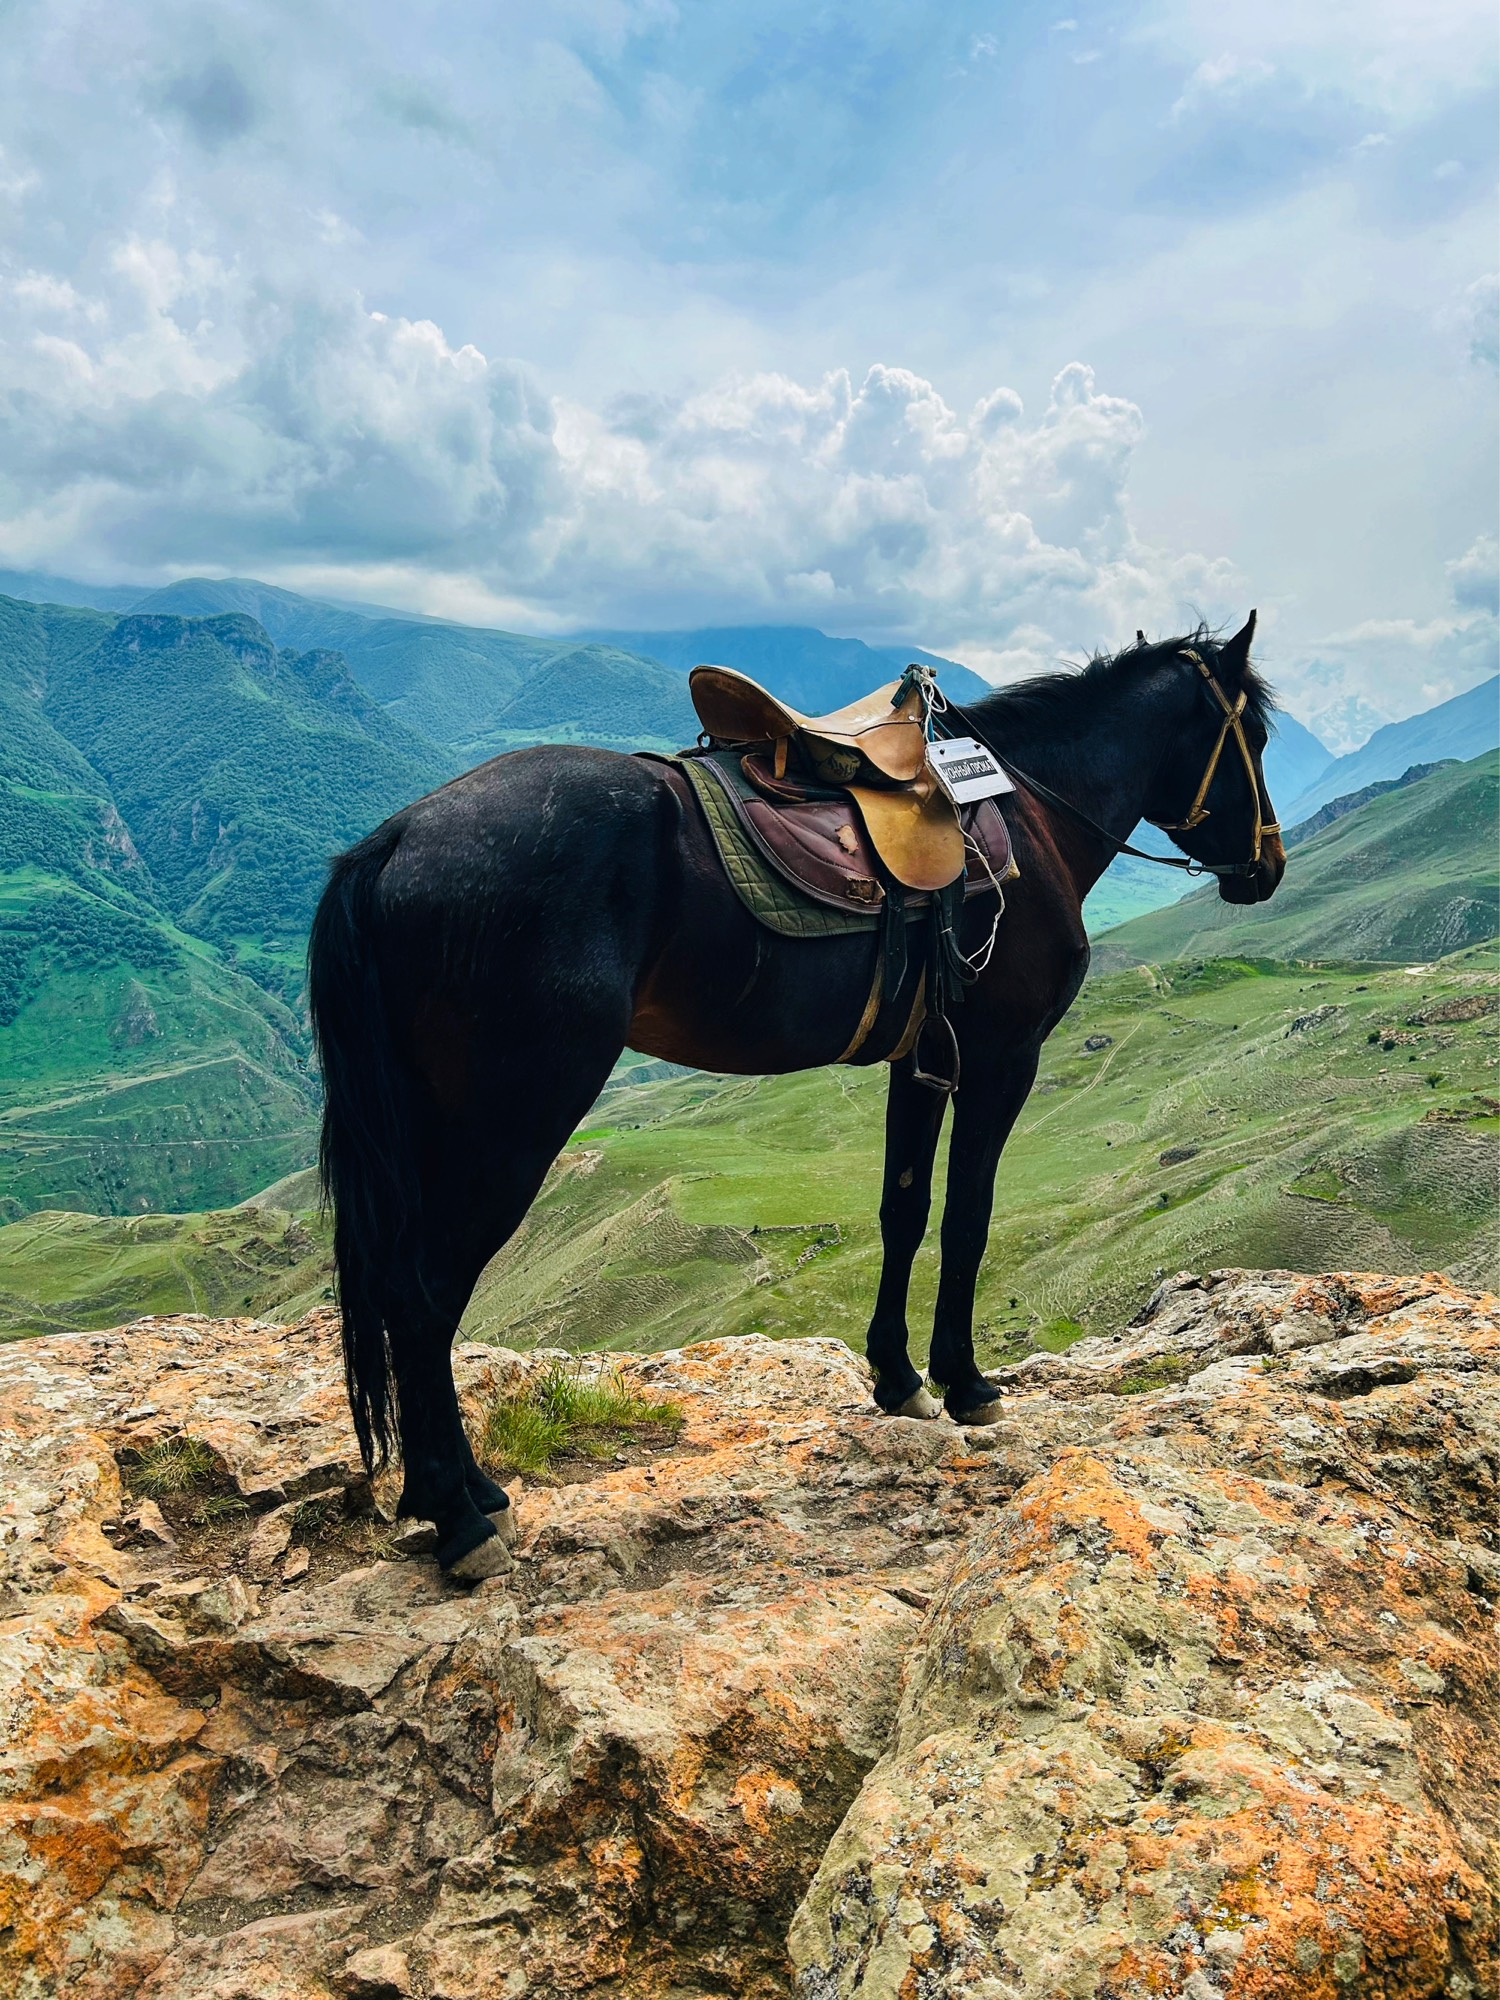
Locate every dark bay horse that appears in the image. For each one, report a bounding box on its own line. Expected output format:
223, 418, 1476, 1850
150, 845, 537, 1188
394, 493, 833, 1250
308, 616, 1285, 1578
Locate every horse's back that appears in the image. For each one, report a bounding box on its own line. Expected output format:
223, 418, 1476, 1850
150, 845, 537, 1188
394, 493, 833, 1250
342, 744, 681, 992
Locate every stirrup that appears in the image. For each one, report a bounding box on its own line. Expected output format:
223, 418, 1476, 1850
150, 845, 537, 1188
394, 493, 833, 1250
911, 1011, 960, 1094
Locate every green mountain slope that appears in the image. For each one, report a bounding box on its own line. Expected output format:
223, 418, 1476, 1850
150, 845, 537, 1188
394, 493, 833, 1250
455, 949, 1498, 1360
0, 608, 319, 1218
1091, 753, 1499, 972
134, 578, 696, 753
39, 610, 450, 994
0, 1199, 331, 1339
1284, 762, 1458, 846
11, 952, 1490, 1353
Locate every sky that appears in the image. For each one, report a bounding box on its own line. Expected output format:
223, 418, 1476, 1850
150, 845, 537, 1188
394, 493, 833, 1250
0, 1, 1495, 746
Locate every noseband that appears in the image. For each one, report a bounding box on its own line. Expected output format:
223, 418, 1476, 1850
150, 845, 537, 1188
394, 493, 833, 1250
942, 649, 1280, 882
1148, 649, 1279, 871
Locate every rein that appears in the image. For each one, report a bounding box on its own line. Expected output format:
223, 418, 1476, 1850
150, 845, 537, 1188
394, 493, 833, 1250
939, 649, 1280, 883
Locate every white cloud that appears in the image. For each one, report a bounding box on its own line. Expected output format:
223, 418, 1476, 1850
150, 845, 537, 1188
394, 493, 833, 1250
0, 242, 1248, 668
1140, 0, 1497, 116
1448, 533, 1499, 615
1169, 52, 1275, 119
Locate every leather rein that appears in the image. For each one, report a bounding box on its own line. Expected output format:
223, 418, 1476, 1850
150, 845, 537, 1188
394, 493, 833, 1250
941, 649, 1280, 882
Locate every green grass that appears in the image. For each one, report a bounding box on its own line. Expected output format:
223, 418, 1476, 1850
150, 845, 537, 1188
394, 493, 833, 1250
1111, 1352, 1197, 1395
478, 1359, 684, 1475
0, 1201, 331, 1339
457, 946, 1499, 1372
5, 948, 1495, 1366
126, 1434, 219, 1498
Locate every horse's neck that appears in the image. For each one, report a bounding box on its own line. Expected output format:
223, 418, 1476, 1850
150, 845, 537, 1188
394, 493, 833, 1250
985, 679, 1179, 898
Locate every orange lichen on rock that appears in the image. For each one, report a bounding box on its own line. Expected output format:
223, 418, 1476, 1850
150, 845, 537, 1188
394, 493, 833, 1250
790, 1269, 1500, 1999
2, 1274, 1498, 1998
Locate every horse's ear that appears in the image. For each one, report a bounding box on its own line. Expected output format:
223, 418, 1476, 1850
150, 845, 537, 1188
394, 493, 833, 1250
1136, 629, 1147, 646
1220, 609, 1257, 677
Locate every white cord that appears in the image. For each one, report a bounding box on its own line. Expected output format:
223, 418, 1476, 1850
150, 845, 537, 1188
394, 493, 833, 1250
959, 825, 1006, 973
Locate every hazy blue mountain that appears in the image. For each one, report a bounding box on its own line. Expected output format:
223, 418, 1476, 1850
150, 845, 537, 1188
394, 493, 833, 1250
1260, 710, 1333, 807
0, 569, 145, 613
590, 623, 993, 712
1283, 675, 1499, 825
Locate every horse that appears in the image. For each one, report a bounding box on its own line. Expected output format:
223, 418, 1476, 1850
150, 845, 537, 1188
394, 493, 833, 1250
307, 614, 1285, 1579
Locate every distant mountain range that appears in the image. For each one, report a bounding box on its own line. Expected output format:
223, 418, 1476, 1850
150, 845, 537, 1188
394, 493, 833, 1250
1092, 751, 1499, 971
1281, 675, 1499, 825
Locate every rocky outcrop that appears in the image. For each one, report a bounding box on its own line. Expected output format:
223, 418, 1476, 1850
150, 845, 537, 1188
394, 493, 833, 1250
1, 1272, 1496, 1999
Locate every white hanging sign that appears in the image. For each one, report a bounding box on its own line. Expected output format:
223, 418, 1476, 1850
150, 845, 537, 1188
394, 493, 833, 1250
928, 736, 1015, 805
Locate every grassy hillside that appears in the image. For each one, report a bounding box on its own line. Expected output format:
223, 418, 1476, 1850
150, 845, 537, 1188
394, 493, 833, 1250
1092, 752, 1499, 972
4, 950, 1492, 1353
39, 611, 451, 997
452, 950, 1497, 1370
0, 600, 320, 1218
0, 1200, 330, 1339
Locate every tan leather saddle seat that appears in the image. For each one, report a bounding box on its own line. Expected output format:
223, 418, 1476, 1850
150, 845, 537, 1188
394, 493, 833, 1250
688, 665, 965, 892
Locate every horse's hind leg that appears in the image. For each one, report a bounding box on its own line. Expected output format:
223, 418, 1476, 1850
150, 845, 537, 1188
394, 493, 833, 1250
392, 1025, 627, 1576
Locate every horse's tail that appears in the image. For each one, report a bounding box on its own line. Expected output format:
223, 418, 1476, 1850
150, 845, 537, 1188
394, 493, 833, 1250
306, 822, 415, 1473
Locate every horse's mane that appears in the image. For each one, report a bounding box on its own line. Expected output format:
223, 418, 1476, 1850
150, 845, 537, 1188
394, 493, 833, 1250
968, 624, 1278, 739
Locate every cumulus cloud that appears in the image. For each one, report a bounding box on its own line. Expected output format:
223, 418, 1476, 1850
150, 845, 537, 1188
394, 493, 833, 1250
0, 248, 560, 575
0, 239, 1248, 668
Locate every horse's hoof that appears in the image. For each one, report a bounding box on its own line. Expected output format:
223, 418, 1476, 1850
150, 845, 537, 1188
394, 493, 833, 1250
892, 1386, 943, 1420
488, 1503, 520, 1548
447, 1533, 515, 1584
958, 1400, 1007, 1427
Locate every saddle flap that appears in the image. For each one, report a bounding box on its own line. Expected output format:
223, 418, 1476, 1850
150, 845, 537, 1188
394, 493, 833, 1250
689, 664, 929, 783
848, 775, 968, 893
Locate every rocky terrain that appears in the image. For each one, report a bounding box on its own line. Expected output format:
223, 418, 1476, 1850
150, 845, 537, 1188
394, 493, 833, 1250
1, 1270, 1496, 1999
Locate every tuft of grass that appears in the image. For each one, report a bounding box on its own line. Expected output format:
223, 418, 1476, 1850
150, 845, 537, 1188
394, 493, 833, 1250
189, 1493, 249, 1525
129, 1434, 220, 1498
1111, 1352, 1199, 1396
293, 1493, 343, 1540
480, 1359, 684, 1476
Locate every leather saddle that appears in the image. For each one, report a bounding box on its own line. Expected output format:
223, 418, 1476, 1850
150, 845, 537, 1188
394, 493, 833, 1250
689, 665, 979, 894
682, 747, 1013, 917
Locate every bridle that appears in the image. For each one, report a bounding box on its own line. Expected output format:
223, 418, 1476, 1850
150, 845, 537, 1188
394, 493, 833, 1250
941, 648, 1280, 882
1150, 649, 1279, 869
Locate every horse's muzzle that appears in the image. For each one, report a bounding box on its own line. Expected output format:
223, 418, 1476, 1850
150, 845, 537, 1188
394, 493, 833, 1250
1218, 831, 1286, 905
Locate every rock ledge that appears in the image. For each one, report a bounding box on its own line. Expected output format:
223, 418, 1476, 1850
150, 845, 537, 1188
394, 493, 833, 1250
1, 1270, 1496, 1998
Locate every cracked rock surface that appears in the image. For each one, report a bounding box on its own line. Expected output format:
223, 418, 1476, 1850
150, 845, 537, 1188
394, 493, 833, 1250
0, 1272, 1496, 1998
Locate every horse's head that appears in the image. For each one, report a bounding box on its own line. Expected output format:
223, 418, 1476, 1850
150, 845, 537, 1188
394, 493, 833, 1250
1143, 612, 1286, 905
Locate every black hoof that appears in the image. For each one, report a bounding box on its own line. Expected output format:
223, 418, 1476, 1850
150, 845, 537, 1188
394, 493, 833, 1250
871, 1365, 927, 1415
435, 1505, 499, 1574
465, 1465, 511, 1515
943, 1378, 1004, 1421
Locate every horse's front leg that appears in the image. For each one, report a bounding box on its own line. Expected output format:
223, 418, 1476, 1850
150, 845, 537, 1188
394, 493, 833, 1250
928, 1046, 1040, 1422
865, 1056, 950, 1416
